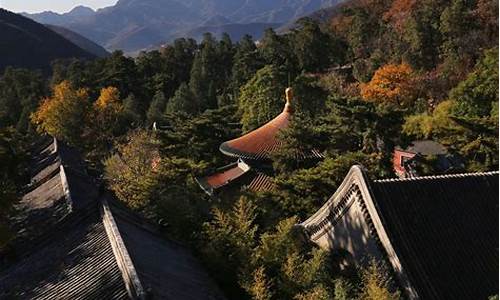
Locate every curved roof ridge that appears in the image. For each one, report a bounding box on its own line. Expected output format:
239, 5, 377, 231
299, 164, 420, 298
374, 170, 499, 183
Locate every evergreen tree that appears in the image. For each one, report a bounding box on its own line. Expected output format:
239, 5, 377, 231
123, 93, 143, 126
231, 35, 264, 99
0, 67, 46, 131
292, 18, 333, 72
238, 65, 287, 131
165, 83, 197, 116
190, 33, 219, 111
259, 29, 297, 75
146, 90, 167, 127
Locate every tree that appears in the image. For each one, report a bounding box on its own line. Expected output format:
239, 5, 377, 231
165, 83, 197, 116
88, 87, 125, 156
98, 51, 140, 98
231, 35, 264, 99
400, 0, 444, 70
259, 29, 298, 75
292, 18, 333, 72
238, 65, 287, 131
0, 127, 28, 248
0, 67, 46, 132
358, 260, 400, 300
272, 152, 383, 218
361, 63, 417, 106
160, 105, 240, 166
104, 130, 160, 210
189, 33, 220, 111
202, 197, 259, 298
449, 48, 498, 118
31, 81, 90, 145
245, 266, 273, 300
123, 93, 143, 127
146, 90, 167, 127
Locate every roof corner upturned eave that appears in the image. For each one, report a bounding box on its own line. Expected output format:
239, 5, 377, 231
299, 165, 420, 299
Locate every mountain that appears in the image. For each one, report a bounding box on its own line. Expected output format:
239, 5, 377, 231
23, 0, 346, 53
46, 24, 109, 57
0, 9, 95, 72
21, 5, 95, 25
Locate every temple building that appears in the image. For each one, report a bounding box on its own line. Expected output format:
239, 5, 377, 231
299, 165, 499, 299
197, 88, 323, 197
0, 138, 225, 299
393, 140, 463, 178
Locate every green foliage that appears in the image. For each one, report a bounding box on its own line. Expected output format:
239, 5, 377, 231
0, 127, 28, 248
272, 152, 383, 218
238, 65, 287, 131
146, 90, 167, 127
231, 35, 264, 99
358, 260, 400, 300
122, 93, 143, 127
165, 83, 198, 116
160, 105, 240, 166
292, 18, 333, 72
189, 33, 222, 111
450, 48, 499, 117
259, 29, 297, 75
104, 130, 160, 210
0, 67, 46, 132
245, 266, 273, 300
202, 197, 259, 297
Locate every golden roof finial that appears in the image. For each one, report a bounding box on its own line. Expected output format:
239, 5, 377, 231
284, 87, 293, 113
285, 87, 293, 104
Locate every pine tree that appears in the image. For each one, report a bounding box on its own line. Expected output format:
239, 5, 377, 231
165, 83, 197, 116
238, 65, 287, 131
292, 18, 333, 72
231, 35, 264, 99
146, 90, 167, 127
123, 93, 143, 126
189, 33, 219, 111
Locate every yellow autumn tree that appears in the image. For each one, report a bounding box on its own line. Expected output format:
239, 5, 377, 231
94, 86, 123, 113
361, 63, 417, 106
31, 81, 90, 145
87, 86, 125, 155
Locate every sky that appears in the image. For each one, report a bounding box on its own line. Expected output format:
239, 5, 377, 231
0, 0, 117, 13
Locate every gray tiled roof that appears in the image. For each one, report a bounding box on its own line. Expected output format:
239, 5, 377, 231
1, 138, 226, 300
0, 213, 128, 299
370, 172, 499, 299
301, 166, 499, 299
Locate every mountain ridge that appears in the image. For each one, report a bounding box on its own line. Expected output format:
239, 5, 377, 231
23, 0, 345, 53
0, 9, 95, 72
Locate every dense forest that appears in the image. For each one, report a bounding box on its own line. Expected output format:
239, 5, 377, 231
1, 0, 498, 298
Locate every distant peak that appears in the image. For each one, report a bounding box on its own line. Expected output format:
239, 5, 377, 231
68, 5, 95, 16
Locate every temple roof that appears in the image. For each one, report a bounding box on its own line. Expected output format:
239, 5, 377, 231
220, 88, 323, 161
196, 160, 275, 196
1, 138, 225, 300
396, 140, 447, 156
301, 166, 499, 299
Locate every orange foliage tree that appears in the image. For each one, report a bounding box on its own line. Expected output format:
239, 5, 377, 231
360, 63, 418, 106
31, 81, 90, 145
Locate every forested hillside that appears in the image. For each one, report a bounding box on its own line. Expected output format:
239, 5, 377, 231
0, 9, 94, 72
1, 0, 498, 298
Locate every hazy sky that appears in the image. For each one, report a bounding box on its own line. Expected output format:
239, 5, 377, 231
0, 0, 118, 13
